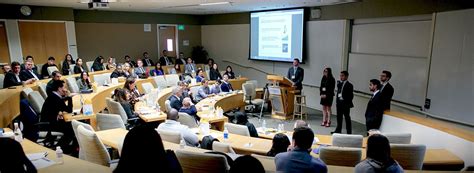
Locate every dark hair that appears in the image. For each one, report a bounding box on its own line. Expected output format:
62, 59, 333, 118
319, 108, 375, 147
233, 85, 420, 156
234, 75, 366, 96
370, 79, 382, 90
25, 55, 33, 60
94, 56, 103, 63
51, 80, 65, 92
114, 88, 128, 103
324, 67, 334, 80
207, 58, 214, 64
230, 155, 265, 173
114, 125, 170, 173
155, 62, 163, 71
267, 133, 291, 157
196, 69, 203, 76
124, 55, 131, 59
292, 126, 314, 150
293, 58, 300, 63
52, 71, 61, 78
11, 61, 20, 67
162, 49, 167, 53
48, 56, 55, 61
143, 52, 149, 56
366, 134, 394, 166
235, 112, 248, 125
0, 138, 37, 173
226, 66, 233, 72
382, 70, 392, 79
123, 77, 136, 91
341, 71, 349, 77
80, 72, 90, 84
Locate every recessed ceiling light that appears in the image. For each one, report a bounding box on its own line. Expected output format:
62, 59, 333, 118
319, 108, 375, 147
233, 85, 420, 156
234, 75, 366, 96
199, 2, 230, 6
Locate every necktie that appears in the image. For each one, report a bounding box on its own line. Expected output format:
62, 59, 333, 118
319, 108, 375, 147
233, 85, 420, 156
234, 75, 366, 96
30, 70, 39, 80
15, 74, 21, 82
165, 57, 169, 65
146, 59, 150, 66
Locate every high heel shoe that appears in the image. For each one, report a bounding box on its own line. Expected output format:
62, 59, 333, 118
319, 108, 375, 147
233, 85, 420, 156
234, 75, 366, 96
321, 120, 327, 126
325, 121, 331, 127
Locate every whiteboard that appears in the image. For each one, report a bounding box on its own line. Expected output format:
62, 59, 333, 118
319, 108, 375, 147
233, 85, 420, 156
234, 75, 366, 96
426, 9, 474, 125
348, 53, 427, 105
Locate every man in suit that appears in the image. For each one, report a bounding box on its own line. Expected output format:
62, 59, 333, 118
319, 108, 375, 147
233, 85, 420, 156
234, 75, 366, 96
287, 58, 304, 92
220, 74, 233, 92
46, 71, 62, 96
4, 61, 35, 88
40, 80, 74, 153
332, 71, 354, 134
175, 52, 187, 65
380, 70, 394, 110
365, 79, 384, 132
184, 57, 197, 75
134, 59, 148, 79
159, 49, 172, 66
275, 127, 328, 173
20, 60, 42, 81
168, 86, 183, 111
124, 55, 137, 67
142, 52, 154, 67
20, 55, 38, 73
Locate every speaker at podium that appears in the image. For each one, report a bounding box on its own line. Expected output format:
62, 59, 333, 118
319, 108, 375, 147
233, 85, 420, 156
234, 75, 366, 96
266, 75, 296, 120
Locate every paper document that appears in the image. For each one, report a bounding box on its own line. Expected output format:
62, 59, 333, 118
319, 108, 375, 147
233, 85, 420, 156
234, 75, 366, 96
27, 152, 56, 169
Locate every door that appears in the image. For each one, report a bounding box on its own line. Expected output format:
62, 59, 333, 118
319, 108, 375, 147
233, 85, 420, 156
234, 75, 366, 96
158, 25, 177, 59
0, 21, 10, 66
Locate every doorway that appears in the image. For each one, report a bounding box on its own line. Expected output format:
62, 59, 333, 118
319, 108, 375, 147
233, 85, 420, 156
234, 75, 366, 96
157, 25, 178, 60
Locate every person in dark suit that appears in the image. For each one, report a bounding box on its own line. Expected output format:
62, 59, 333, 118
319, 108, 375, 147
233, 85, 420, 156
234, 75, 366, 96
20, 60, 42, 81
365, 79, 384, 132
46, 71, 62, 96
209, 63, 222, 81
332, 71, 354, 134
319, 67, 336, 127
287, 58, 304, 92
168, 87, 183, 111
91, 56, 105, 72
379, 70, 394, 110
159, 50, 172, 66
40, 80, 74, 153
41, 56, 58, 78
142, 52, 154, 67
74, 58, 85, 74
20, 55, 38, 73
124, 55, 137, 67
224, 65, 236, 79
4, 62, 35, 88
220, 74, 233, 92
175, 52, 186, 65
61, 54, 75, 75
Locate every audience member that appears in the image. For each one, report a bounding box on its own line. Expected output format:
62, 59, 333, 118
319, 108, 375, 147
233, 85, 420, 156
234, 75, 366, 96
123, 77, 141, 108
46, 71, 62, 96
2, 64, 11, 73
122, 62, 136, 78
106, 57, 116, 70
195, 69, 205, 82
91, 56, 105, 72
110, 64, 126, 78
4, 61, 35, 88
41, 56, 58, 78
113, 88, 138, 120
355, 134, 404, 173
21, 56, 39, 73
195, 79, 212, 102
235, 112, 258, 137
294, 120, 308, 129
124, 55, 136, 67
157, 109, 199, 146
220, 74, 233, 92
184, 57, 197, 75
275, 127, 327, 173
230, 155, 265, 173
168, 87, 183, 110
267, 133, 291, 157
206, 58, 214, 71
159, 49, 172, 66
179, 97, 199, 122
142, 52, 154, 67
210, 79, 221, 94
74, 58, 85, 74
62, 54, 75, 75
0, 138, 37, 173
209, 63, 222, 80
150, 62, 164, 76
76, 72, 92, 91
175, 52, 186, 65
20, 60, 42, 81
134, 59, 149, 78
224, 65, 236, 79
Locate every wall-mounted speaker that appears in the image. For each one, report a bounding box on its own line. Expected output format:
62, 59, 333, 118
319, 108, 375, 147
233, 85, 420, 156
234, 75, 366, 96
311, 8, 321, 19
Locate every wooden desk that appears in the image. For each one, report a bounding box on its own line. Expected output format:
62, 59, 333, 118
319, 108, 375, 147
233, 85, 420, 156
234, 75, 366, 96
21, 139, 111, 172
195, 92, 246, 131
134, 102, 166, 123
208, 77, 248, 90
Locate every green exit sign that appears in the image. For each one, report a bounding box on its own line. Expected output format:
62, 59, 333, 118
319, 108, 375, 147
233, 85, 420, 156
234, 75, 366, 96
178, 25, 185, 30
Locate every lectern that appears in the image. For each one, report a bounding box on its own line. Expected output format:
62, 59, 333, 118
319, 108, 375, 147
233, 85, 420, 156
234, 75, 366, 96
267, 75, 296, 120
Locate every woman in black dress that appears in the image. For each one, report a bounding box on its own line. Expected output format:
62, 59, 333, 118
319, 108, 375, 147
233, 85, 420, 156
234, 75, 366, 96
320, 67, 335, 127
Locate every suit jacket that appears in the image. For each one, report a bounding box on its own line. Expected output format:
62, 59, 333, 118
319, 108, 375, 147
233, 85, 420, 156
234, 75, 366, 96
275, 148, 328, 173
20, 69, 42, 81
196, 86, 210, 101
220, 82, 233, 92
143, 58, 154, 67
175, 58, 186, 65
223, 71, 235, 79
73, 65, 85, 74
168, 95, 183, 111
3, 72, 23, 88
365, 91, 384, 126
380, 82, 394, 110
159, 56, 172, 66
40, 93, 72, 126
91, 62, 104, 72
110, 71, 126, 78
336, 80, 354, 108
209, 69, 222, 81
126, 60, 137, 67
287, 66, 304, 90
134, 67, 148, 78
320, 76, 335, 97
184, 63, 197, 74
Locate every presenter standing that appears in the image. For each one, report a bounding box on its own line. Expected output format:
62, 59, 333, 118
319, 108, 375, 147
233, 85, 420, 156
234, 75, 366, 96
379, 70, 394, 110
287, 58, 304, 93
320, 67, 336, 127
332, 71, 353, 134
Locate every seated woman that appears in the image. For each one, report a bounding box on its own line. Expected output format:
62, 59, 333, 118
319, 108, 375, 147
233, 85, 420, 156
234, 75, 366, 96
267, 133, 291, 157
179, 97, 199, 122
195, 69, 205, 82
150, 62, 164, 76
0, 138, 37, 173
113, 88, 138, 121
169, 63, 181, 74
122, 63, 136, 78
114, 124, 181, 173
355, 134, 404, 173
74, 58, 85, 74
62, 54, 75, 75
235, 112, 258, 137
91, 56, 105, 72
224, 65, 236, 79
123, 77, 141, 108
110, 64, 126, 78
76, 71, 92, 91
209, 63, 222, 81
106, 57, 116, 70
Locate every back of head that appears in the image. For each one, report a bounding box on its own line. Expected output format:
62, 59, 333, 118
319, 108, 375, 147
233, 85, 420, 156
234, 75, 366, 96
292, 126, 314, 150
167, 108, 179, 120
293, 120, 308, 129
230, 155, 265, 173
268, 133, 290, 157
114, 125, 168, 173
235, 112, 248, 125
0, 138, 36, 173
366, 134, 391, 164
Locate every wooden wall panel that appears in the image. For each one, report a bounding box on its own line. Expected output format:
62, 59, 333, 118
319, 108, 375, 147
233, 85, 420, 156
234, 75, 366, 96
0, 22, 10, 65
43, 22, 68, 62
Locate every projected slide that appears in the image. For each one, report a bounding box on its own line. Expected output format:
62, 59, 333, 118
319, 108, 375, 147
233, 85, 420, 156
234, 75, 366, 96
250, 9, 304, 62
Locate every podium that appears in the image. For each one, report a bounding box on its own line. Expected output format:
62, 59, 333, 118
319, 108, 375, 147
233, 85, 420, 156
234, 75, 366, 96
267, 75, 296, 120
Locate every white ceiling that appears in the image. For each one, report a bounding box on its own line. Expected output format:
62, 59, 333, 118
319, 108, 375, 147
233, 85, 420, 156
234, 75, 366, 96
0, 0, 358, 15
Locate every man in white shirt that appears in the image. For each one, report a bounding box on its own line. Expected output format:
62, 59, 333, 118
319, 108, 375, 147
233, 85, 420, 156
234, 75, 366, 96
157, 109, 199, 146
20, 60, 42, 81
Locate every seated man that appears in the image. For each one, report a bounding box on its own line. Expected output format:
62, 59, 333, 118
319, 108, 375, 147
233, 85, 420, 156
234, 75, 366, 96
3, 62, 35, 88
110, 64, 126, 78
134, 59, 149, 79
41, 56, 58, 78
220, 74, 233, 92
40, 80, 75, 153
2, 64, 11, 73
210, 80, 221, 94
46, 71, 62, 96
275, 127, 328, 173
179, 97, 199, 122
195, 79, 212, 102
20, 60, 42, 81
168, 87, 183, 111
157, 109, 199, 146
294, 120, 309, 129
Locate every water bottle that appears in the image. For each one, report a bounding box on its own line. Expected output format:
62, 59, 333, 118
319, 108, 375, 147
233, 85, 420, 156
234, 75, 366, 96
56, 146, 64, 164
180, 139, 186, 149
223, 127, 229, 141
14, 122, 23, 142
262, 119, 267, 132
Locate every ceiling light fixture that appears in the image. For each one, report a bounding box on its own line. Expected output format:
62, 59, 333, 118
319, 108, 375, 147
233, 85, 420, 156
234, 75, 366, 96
199, 2, 230, 6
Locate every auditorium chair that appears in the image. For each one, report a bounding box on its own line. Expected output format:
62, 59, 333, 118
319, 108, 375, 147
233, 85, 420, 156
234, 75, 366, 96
390, 144, 426, 170
156, 129, 182, 144
224, 123, 250, 137
319, 146, 362, 167
175, 150, 229, 173
71, 120, 94, 160
331, 133, 364, 148
96, 113, 126, 131
212, 141, 235, 154
177, 112, 198, 128
383, 133, 412, 144
76, 125, 118, 168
